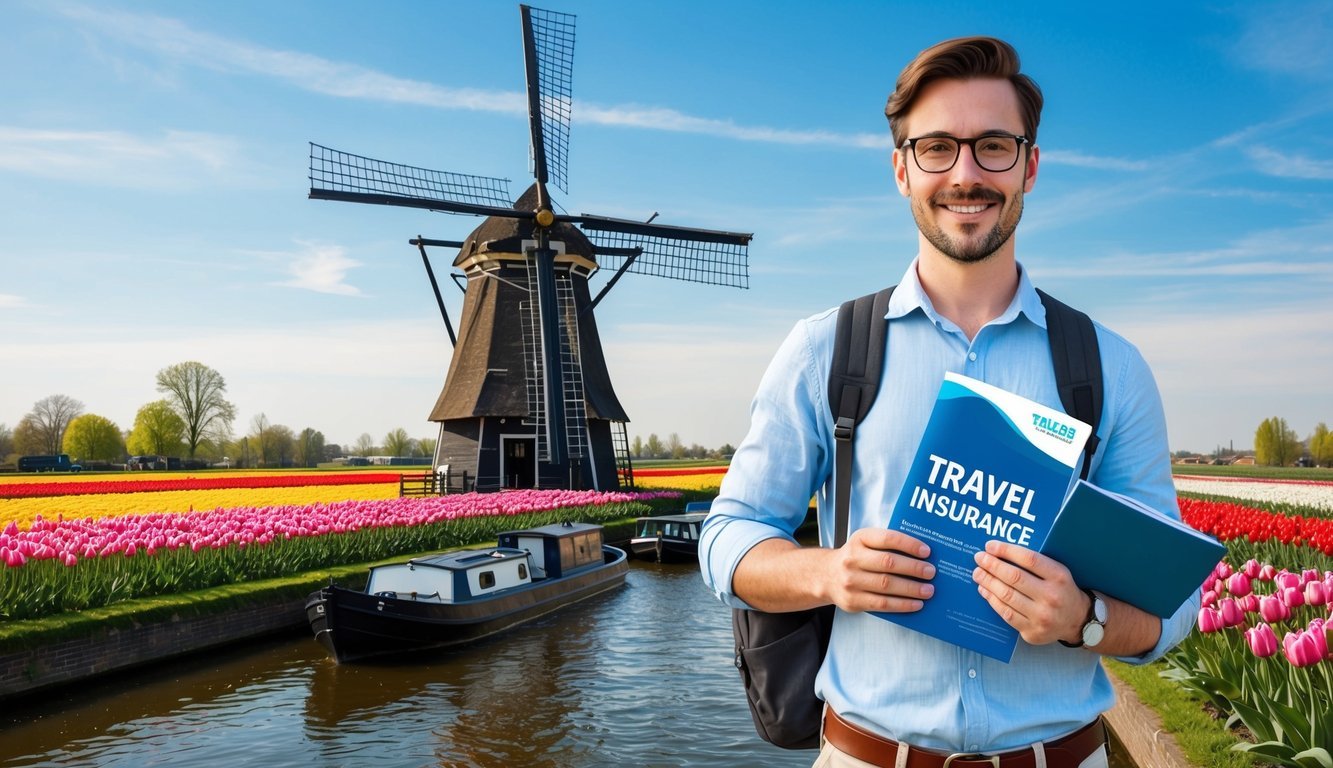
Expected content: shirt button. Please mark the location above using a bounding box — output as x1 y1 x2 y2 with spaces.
968 668 977 678
968 352 977 361
970 744 980 751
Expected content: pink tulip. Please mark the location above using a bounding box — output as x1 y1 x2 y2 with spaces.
1283 630 1323 667
1242 558 1262 579
1245 623 1278 658
1276 571 1302 591
2 521 17 537
1305 580 1328 607
1201 589 1218 607
1239 593 1260 614
1227 572 1253 598
1260 594 1292 623
1260 564 1278 581
1307 619 1330 659
1283 586 1306 609
1214 561 1234 580
1198 607 1224 633
1303 569 1322 585
63 553 78 567
1219 597 1245 627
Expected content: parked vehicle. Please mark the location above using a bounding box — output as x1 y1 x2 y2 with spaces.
16 454 82 473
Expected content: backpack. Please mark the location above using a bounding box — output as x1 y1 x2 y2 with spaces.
732 284 1103 750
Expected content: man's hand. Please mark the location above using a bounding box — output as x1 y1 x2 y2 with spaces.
971 540 1086 646
731 529 936 614
825 528 936 614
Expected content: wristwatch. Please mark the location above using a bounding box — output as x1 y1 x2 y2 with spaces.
1059 589 1107 649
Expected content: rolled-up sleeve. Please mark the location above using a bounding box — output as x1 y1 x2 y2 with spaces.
1091 328 1202 663
700 315 835 609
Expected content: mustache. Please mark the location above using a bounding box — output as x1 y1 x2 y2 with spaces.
931 189 1005 205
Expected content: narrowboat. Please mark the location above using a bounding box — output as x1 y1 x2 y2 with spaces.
628 501 710 563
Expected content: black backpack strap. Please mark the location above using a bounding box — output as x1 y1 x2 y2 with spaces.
827 286 894 547
1037 289 1103 480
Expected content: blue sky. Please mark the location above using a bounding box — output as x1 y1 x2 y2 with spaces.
2 0 1330 456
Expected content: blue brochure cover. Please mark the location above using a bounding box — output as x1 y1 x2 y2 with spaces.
873 372 1090 662
1044 480 1224 618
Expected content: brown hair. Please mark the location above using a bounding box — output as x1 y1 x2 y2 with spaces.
884 36 1043 148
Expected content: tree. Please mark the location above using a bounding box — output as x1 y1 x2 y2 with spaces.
667 432 685 460
22 394 84 454
62 414 125 463
418 436 437 460
126 400 187 457
354 433 376 456
383 428 414 457
268 424 296 467
1254 417 1301 467
322 443 343 462
1310 423 1333 468
0 423 13 463
644 433 664 459
296 428 326 468
251 413 272 466
631 435 643 457
156 362 236 459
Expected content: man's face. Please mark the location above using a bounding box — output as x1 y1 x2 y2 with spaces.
892 78 1039 264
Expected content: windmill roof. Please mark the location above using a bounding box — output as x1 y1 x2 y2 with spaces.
454 183 596 265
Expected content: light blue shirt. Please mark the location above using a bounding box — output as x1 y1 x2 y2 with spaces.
700 260 1197 752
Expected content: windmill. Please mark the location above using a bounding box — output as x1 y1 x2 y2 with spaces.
307 5 751 492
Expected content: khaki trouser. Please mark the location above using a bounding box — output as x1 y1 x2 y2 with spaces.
813 741 1110 768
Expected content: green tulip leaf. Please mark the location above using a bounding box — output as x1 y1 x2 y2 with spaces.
1291 748 1333 768
1230 699 1281 744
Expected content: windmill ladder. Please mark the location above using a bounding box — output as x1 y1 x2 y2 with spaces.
556 273 589 462
520 265 548 462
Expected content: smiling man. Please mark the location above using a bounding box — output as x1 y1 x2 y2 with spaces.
700 37 1197 767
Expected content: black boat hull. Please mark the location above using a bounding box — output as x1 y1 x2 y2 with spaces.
307 546 629 663
628 537 699 564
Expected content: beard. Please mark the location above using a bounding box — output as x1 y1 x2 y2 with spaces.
910 187 1024 264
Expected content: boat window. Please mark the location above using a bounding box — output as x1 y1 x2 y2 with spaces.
479 570 496 589
518 563 528 580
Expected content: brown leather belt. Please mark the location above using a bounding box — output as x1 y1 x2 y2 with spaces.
822 709 1106 768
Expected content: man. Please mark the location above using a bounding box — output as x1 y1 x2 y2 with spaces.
699 36 1197 767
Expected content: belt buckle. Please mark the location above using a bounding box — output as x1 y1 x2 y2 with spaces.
942 755 1000 768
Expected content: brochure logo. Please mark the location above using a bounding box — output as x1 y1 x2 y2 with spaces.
1031 413 1077 443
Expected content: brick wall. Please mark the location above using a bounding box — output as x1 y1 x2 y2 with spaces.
0 599 306 701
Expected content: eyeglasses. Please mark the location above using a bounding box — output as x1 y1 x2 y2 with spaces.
900 133 1029 173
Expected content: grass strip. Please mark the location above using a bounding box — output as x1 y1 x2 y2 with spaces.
1105 660 1260 768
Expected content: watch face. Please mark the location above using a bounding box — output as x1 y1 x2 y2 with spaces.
1092 594 1109 623
1083 621 1106 647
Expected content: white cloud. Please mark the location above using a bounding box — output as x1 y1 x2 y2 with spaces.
276 244 364 296
54 4 887 152
0 294 28 309
1244 145 1333 181
0 126 240 187
1038 149 1149 172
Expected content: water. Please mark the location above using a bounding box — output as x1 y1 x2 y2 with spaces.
0 561 811 768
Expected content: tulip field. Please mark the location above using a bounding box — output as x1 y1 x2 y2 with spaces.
5 463 1333 758
0 470 681 622
1169 474 1333 763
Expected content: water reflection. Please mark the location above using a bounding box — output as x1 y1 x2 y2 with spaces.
2 562 809 768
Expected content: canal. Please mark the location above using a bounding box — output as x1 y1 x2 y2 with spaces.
0 560 811 767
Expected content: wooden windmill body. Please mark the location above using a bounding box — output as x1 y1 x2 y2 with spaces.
308 6 751 491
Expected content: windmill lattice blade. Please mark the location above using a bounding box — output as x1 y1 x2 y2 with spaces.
583 227 750 289
524 6 575 193
309 143 513 210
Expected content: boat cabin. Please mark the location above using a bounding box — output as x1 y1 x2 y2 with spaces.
497 521 606 579
363 521 607 603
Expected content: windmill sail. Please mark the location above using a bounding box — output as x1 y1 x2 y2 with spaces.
521 5 575 194
307 4 753 492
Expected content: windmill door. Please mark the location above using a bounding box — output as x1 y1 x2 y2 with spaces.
502 436 537 489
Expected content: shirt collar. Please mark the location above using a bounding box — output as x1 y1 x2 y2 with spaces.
886 258 1047 330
